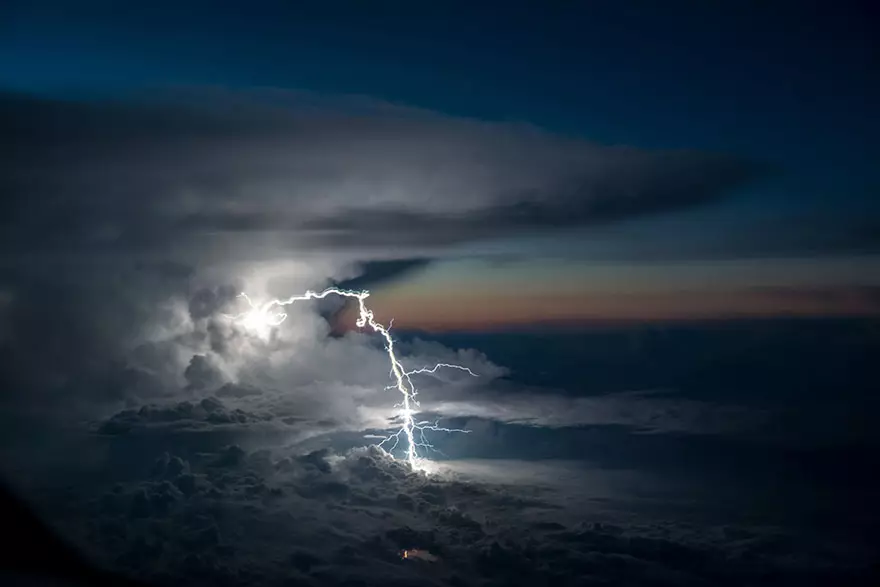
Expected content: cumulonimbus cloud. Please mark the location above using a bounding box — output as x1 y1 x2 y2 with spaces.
0 88 767 443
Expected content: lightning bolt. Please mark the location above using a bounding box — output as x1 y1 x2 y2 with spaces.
223 287 477 469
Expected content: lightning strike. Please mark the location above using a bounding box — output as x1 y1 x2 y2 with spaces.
224 287 477 470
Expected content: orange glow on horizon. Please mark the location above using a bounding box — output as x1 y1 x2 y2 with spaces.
333 286 880 332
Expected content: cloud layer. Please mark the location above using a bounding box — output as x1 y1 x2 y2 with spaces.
20 442 875 587
0 89 765 262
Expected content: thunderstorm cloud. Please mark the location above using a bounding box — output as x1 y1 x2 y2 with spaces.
4 89 874 586
0 88 768 434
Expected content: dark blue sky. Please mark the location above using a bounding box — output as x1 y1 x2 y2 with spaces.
3 2 876 171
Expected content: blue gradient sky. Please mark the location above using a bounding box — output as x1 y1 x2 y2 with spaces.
3 0 877 326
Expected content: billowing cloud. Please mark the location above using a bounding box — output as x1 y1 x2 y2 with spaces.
0 88 767 438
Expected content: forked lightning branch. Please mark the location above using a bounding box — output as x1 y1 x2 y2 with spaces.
224 287 477 469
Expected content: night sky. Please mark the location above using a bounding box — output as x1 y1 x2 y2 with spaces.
1 2 879 586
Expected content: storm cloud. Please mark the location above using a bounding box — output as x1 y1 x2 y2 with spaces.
0 89 766 261
17 442 875 587
0 88 769 433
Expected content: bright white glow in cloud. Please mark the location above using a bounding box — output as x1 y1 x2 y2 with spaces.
224 287 478 469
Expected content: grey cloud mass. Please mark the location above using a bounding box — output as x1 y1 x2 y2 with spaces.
14 443 874 587
0 90 766 260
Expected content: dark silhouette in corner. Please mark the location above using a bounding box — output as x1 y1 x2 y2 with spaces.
1 481 149 586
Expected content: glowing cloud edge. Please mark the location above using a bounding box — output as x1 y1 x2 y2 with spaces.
224 287 477 470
